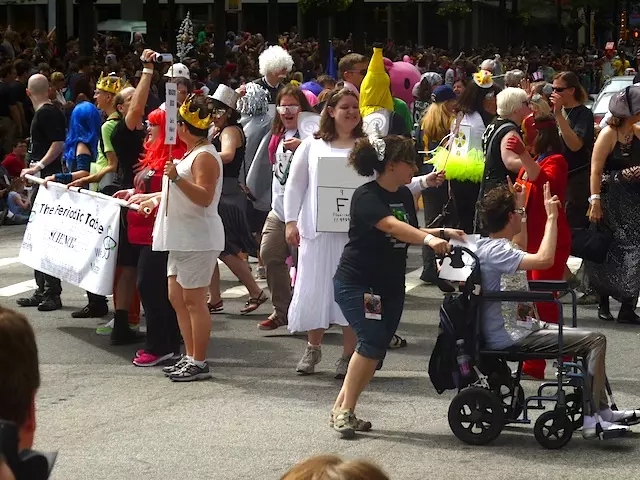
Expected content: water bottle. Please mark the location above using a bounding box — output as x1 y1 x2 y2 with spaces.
456 339 471 377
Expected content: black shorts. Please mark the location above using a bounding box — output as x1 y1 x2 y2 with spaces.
116 208 140 268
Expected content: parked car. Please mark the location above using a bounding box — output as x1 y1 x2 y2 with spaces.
590 75 635 126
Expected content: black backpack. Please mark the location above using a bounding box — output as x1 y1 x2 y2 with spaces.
428 248 481 394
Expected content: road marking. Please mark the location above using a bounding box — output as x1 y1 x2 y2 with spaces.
0 280 37 297
0 257 20 268
405 268 422 293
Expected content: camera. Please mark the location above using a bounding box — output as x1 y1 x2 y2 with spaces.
0 421 56 480
154 53 174 64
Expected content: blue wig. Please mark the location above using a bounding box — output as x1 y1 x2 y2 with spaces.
64 102 103 166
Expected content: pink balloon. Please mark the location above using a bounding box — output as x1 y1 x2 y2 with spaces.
403 55 411 63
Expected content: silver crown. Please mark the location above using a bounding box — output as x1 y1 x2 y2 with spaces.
212 84 240 111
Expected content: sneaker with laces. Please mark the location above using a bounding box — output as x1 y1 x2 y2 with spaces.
168 360 211 382
258 316 287 330
330 408 371 431
334 355 351 380
133 352 175 367
163 355 189 376
296 344 322 375
333 409 358 438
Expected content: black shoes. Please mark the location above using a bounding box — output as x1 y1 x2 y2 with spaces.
617 308 640 325
110 310 145 346
16 295 62 311
598 306 615 322
72 303 109 319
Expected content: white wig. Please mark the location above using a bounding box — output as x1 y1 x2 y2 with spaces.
259 45 294 77
497 87 528 117
481 59 496 72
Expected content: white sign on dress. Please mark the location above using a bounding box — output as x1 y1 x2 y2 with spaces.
316 157 369 233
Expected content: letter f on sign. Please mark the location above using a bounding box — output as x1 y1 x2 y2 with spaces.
336 198 348 212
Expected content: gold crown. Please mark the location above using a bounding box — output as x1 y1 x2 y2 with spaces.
179 94 212 130
96 72 128 95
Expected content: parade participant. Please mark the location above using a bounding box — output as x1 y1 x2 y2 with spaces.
257 85 314 331
430 70 499 233
411 72 443 132
587 86 640 325
284 88 362 376
330 135 461 437
481 87 531 193
206 84 267 315
522 93 552 152
253 45 294 103
476 184 636 439
119 107 186 366
16 74 65 312
337 53 369 99
508 114 571 379
419 85 456 291
139 94 224 381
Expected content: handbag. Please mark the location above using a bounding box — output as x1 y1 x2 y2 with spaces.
570 223 613 263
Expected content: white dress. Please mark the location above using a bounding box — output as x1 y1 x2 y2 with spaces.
284 138 350 332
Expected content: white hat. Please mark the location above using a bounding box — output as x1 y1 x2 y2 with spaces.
211 84 239 111
164 63 190 80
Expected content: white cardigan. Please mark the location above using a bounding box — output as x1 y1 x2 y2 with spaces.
284 137 429 239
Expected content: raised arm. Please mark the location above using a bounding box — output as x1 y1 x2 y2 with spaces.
125 49 155 131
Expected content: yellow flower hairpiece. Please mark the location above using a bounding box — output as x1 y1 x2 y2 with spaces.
473 70 494 89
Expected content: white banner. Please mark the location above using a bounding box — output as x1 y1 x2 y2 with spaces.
165 82 178 145
19 185 121 296
316 157 369 233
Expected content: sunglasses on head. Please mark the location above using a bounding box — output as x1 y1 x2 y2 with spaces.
277 105 300 114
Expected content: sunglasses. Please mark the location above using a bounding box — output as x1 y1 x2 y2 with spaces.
276 105 300 114
552 86 569 92
348 69 368 76
211 108 228 118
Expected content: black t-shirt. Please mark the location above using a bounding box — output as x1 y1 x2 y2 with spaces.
561 105 594 176
481 117 519 193
27 104 66 177
111 120 145 189
253 77 283 104
0 81 15 118
335 181 418 295
10 81 33 126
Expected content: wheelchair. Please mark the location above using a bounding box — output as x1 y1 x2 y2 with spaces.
440 247 628 449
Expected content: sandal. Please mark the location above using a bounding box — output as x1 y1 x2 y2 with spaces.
388 334 407 349
240 291 268 315
208 300 224 314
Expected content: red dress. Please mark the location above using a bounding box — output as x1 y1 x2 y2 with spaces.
517 153 572 379
518 152 572 322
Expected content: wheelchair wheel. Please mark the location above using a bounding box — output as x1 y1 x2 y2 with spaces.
492 378 525 420
448 387 505 445
565 391 583 431
533 410 573 449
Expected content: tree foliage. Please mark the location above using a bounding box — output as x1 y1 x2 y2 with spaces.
298 0 352 16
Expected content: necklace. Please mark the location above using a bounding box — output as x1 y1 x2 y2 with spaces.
182 138 208 159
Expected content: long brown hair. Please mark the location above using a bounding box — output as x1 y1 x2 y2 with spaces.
314 87 364 142
271 85 314 135
553 71 587 104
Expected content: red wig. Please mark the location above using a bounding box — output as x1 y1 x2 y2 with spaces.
141 108 187 170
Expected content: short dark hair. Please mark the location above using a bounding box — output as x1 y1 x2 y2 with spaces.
0 308 40 427
14 60 31 78
349 135 416 176
338 53 367 81
476 185 516 234
13 138 27 148
314 87 364 142
77 56 92 70
0 64 15 79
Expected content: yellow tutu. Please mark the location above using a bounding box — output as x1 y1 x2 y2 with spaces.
428 147 485 183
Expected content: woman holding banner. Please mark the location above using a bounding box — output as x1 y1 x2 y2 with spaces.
134 94 224 382
115 107 187 367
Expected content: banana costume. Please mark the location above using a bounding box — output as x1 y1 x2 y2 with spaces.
360 47 394 118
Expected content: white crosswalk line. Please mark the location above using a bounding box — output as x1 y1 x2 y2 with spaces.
405 268 422 293
0 257 20 268
0 280 37 297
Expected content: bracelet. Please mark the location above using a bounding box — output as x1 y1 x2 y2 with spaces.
35 161 45 171
172 175 182 184
423 233 435 245
440 228 447 240
588 194 601 204
142 67 154 75
151 197 159 207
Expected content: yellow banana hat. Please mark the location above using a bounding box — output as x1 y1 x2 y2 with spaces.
360 47 394 118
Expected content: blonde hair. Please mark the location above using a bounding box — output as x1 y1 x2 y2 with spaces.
421 102 454 144
529 94 551 116
281 455 389 480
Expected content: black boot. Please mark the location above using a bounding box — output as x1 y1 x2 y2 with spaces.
110 310 145 346
617 299 640 325
598 295 614 322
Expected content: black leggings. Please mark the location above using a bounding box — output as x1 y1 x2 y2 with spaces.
137 246 181 356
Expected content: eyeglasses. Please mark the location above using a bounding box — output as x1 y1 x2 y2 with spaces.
348 69 368 76
212 108 228 118
552 86 568 92
513 207 526 216
277 105 300 114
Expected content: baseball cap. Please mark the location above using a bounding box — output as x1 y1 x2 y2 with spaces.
609 85 640 118
432 85 457 103
164 63 190 79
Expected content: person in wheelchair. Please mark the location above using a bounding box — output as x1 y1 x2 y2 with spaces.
475 183 639 439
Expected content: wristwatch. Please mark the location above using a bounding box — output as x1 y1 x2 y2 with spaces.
440 228 447 240
172 175 182 184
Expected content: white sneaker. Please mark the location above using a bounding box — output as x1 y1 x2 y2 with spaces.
582 420 629 440
296 345 322 375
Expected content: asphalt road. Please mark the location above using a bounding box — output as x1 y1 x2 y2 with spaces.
1 224 639 480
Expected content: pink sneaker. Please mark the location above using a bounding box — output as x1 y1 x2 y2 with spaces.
133 352 174 367
135 349 145 358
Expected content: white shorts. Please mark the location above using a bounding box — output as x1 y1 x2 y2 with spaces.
167 250 220 289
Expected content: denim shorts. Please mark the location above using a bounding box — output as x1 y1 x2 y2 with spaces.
333 277 405 360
